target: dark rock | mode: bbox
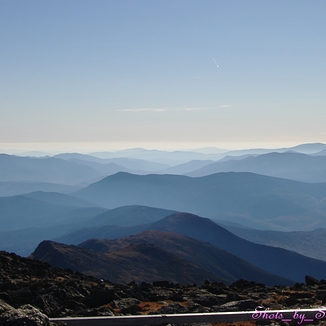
[33,294,61,317]
[202,281,229,295]
[111,298,142,314]
[140,282,152,291]
[283,296,298,306]
[293,282,304,289]
[316,290,326,302]
[0,299,49,326]
[214,299,259,312]
[190,289,225,307]
[0,292,10,302]
[82,288,119,308]
[225,292,244,301]
[152,280,170,287]
[155,303,188,314]
[146,289,174,302]
[2,250,326,321]
[305,275,320,286]
[187,301,210,313]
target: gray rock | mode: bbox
[0,299,49,326]
[111,298,142,314]
[156,303,188,314]
[214,299,258,312]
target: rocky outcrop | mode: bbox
[0,299,49,326]
[1,250,326,323]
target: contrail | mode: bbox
[212,57,219,68]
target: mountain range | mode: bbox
[187,152,326,182]
[45,212,326,284]
[221,225,326,261]
[74,171,326,231]
[0,154,102,186]
[30,229,291,286]
[2,142,326,288]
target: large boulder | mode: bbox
[0,299,49,326]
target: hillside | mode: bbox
[145,213,326,283]
[30,240,220,285]
[221,225,326,261]
[78,230,291,285]
[90,205,176,227]
[187,152,326,182]
[0,193,105,231]
[0,181,78,197]
[54,212,326,284]
[0,154,102,185]
[30,230,290,285]
[0,191,106,256]
[2,250,325,321]
[74,171,326,231]
[55,154,170,175]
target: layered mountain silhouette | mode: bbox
[0,181,77,197]
[0,192,104,231]
[0,191,106,256]
[0,154,102,185]
[0,201,175,256]
[144,213,326,283]
[187,152,326,182]
[3,143,326,289]
[74,171,326,230]
[221,225,326,262]
[53,212,326,284]
[30,230,291,286]
[89,205,176,227]
[30,239,221,285]
[54,153,170,174]
[79,230,291,285]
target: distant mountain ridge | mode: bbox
[0,181,78,197]
[54,212,326,284]
[221,225,326,262]
[145,213,326,283]
[79,230,291,285]
[30,229,291,285]
[0,202,175,256]
[0,191,106,256]
[30,239,222,285]
[88,143,326,164]
[187,152,326,182]
[0,154,102,185]
[74,171,326,231]
[2,143,326,189]
[54,153,170,174]
[2,142,326,284]
[90,205,176,227]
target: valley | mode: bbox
[1,144,326,288]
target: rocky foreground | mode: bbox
[1,250,326,325]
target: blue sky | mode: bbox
[1,0,326,153]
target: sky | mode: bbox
[1,0,326,153]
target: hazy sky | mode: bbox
[1,0,326,152]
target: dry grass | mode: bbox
[138,300,189,314]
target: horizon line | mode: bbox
[0,141,325,156]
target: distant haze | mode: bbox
[0,140,318,156]
[1,1,326,149]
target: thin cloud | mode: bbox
[219,104,232,108]
[118,108,167,112]
[118,107,210,113]
[183,107,207,111]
